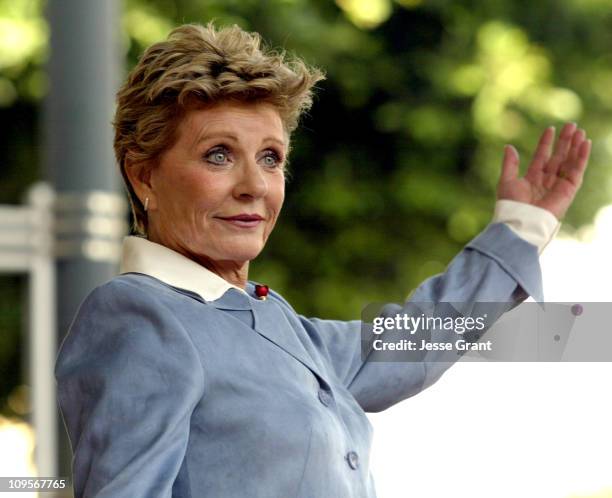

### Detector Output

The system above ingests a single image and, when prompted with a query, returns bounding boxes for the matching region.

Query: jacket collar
[119,236,330,382]
[119,236,250,303]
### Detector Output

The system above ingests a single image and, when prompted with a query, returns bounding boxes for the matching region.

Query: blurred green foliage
[1,0,612,413]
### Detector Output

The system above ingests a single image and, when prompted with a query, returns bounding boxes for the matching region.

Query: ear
[124,152,156,210]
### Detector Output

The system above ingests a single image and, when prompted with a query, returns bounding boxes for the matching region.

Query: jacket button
[317,388,332,406]
[346,451,359,470]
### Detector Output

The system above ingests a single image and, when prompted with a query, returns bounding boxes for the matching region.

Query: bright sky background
[368,204,612,498]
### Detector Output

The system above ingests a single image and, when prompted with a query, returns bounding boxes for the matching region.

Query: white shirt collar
[119,236,248,301]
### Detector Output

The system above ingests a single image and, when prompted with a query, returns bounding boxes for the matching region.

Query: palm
[496,123,591,220]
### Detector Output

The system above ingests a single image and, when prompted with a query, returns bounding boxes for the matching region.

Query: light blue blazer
[55,222,544,498]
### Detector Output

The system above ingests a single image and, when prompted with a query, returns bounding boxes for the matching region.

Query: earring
[144,197,149,212]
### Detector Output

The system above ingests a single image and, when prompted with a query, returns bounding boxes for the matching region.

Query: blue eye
[261,151,282,168]
[205,147,230,165]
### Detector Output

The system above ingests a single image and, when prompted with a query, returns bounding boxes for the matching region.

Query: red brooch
[255,284,269,300]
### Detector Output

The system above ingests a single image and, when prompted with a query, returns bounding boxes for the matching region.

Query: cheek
[178,173,229,215]
[158,170,196,208]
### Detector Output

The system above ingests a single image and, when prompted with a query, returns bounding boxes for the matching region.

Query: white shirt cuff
[492,199,561,254]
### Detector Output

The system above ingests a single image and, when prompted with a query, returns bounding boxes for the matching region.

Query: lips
[220,214,264,221]
[216,213,264,229]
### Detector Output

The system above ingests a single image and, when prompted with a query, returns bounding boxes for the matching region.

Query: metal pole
[42,0,126,481]
[26,183,57,478]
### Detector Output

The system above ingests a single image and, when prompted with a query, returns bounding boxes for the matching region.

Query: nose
[233,159,268,199]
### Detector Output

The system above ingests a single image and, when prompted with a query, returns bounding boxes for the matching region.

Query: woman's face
[146,101,287,267]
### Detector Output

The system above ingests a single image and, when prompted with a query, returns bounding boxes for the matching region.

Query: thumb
[500,144,520,183]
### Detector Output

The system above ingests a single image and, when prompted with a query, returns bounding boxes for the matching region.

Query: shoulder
[81,272,191,304]
[56,274,202,377]
[55,275,206,436]
[72,273,205,323]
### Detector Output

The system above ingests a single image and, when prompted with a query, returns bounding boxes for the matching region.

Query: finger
[559,139,591,187]
[581,138,592,164]
[528,126,555,174]
[568,128,586,162]
[500,144,520,183]
[554,122,578,158]
[545,122,578,176]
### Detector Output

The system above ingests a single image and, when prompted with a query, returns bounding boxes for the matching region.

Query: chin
[221,244,264,263]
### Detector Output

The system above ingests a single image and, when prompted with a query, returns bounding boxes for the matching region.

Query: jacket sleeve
[297,222,544,413]
[54,279,205,498]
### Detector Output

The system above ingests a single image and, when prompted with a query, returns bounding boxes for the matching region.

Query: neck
[146,232,249,290]
[192,257,250,290]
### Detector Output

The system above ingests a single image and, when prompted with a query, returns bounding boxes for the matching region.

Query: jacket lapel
[207,287,328,381]
[250,298,328,382]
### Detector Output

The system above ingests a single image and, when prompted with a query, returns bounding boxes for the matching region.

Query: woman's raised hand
[496,122,592,220]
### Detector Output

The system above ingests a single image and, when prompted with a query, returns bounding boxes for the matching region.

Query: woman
[55,22,591,498]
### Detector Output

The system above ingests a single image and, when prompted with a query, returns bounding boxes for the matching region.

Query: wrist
[492,199,561,254]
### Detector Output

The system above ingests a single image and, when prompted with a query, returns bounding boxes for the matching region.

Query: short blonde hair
[112,21,325,235]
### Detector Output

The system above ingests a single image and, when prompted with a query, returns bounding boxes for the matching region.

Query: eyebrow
[195,133,286,149]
